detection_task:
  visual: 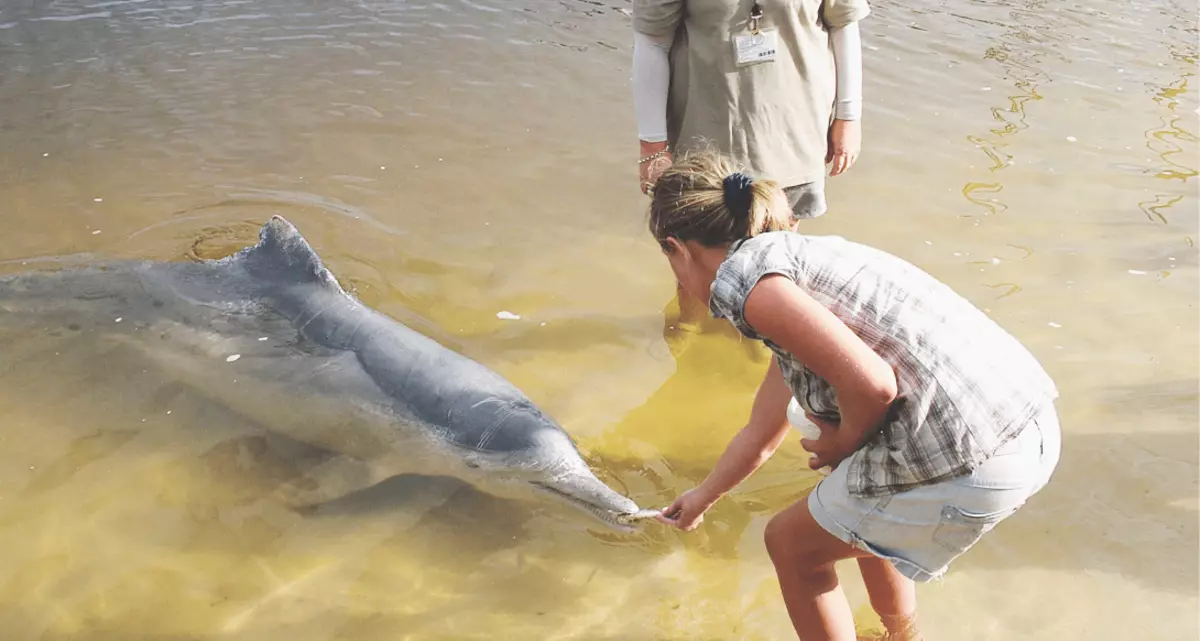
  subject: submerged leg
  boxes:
[858,556,921,640]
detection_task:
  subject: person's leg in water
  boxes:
[857,557,920,640]
[765,495,922,641]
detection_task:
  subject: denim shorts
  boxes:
[785,181,827,220]
[807,406,1062,582]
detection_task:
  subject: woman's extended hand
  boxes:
[656,487,717,531]
[639,140,672,194]
[826,119,861,177]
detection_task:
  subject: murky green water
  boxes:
[0,0,1196,639]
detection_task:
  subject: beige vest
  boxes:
[634,0,870,186]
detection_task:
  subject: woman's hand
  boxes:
[639,140,672,194]
[826,119,861,177]
[800,413,859,471]
[656,487,718,531]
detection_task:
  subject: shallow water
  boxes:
[0,0,1196,639]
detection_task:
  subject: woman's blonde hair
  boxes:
[648,151,793,250]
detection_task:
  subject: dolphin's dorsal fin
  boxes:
[234,216,344,291]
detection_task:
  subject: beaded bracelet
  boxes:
[638,147,670,165]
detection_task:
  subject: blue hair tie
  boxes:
[723,172,754,219]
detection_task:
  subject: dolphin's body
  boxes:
[0,216,647,529]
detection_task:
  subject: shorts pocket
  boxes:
[931,504,1019,554]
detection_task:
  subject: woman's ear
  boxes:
[662,236,686,256]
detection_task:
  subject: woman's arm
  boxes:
[696,356,793,498]
[827,21,864,176]
[633,29,672,143]
[743,274,897,469]
[830,22,862,121]
[659,356,793,530]
[633,28,674,192]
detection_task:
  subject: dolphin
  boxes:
[0,216,656,530]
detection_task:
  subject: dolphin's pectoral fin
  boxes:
[273,455,389,510]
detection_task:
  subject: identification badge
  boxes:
[733,29,779,66]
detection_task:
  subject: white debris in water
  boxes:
[258,337,268,341]
[496,311,521,320]
[981,87,992,91]
[991,257,1001,265]
[226,354,242,362]
[540,322,547,327]
[91,229,102,235]
[1169,257,1176,261]
[93,197,103,202]
[925,240,932,246]
[42,152,49,157]
[167,411,172,415]
[380,166,386,170]
[1066,136,1078,143]
[1128,269,1147,275]
[114,317,122,323]
[1048,322,1062,328]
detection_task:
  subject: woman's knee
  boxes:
[764,509,820,567]
[764,512,793,561]
[765,501,859,570]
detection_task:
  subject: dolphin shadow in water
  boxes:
[0,216,650,531]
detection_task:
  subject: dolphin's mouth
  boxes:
[530,482,640,531]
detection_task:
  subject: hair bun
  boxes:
[722,172,754,220]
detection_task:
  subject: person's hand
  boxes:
[656,486,717,531]
[799,413,858,471]
[826,119,861,177]
[639,140,672,194]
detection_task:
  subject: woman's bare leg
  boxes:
[764,496,869,640]
[857,557,921,640]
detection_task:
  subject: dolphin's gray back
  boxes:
[214,217,564,455]
[0,217,567,456]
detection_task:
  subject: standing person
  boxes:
[632,0,869,326]
[632,0,868,213]
[645,152,1061,641]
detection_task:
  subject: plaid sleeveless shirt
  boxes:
[708,232,1059,497]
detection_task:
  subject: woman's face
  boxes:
[662,238,714,304]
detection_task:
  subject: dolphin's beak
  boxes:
[532,470,643,531]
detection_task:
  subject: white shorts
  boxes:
[806,406,1062,582]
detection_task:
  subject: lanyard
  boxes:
[749,1,763,33]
